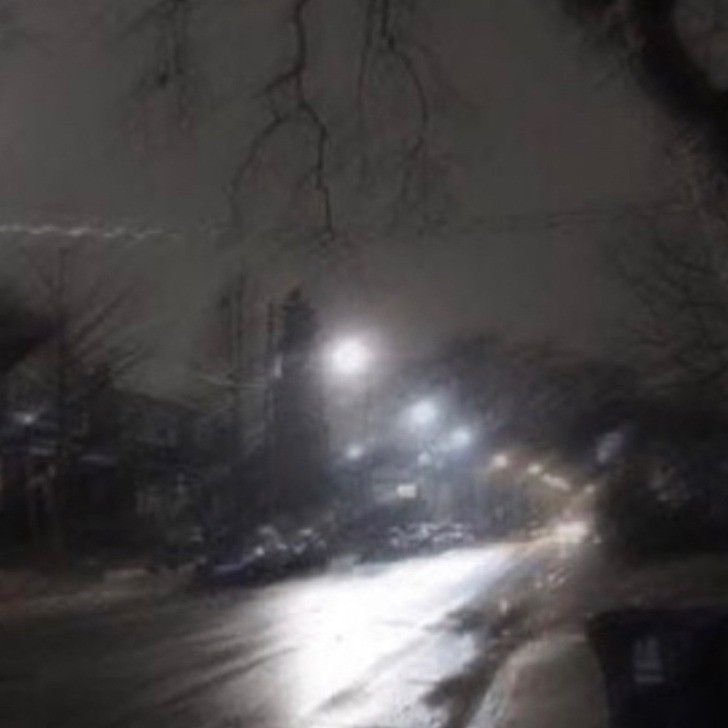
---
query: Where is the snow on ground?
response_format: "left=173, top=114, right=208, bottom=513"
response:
left=0, top=565, right=187, bottom=622
left=472, top=632, right=607, bottom=728
left=466, top=539, right=728, bottom=728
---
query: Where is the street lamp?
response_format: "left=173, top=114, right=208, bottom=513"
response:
left=405, top=399, right=445, bottom=515
left=325, top=335, right=376, bottom=494
left=543, top=473, right=571, bottom=492
left=15, top=411, right=37, bottom=427
left=345, top=443, right=364, bottom=461
left=490, top=452, right=510, bottom=470
left=447, top=426, right=473, bottom=451
left=326, top=336, right=372, bottom=379
left=406, top=398, right=439, bottom=430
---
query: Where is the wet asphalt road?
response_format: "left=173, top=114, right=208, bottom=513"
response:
left=0, top=544, right=534, bottom=728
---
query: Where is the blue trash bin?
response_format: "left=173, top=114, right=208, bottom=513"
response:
left=588, top=609, right=728, bottom=728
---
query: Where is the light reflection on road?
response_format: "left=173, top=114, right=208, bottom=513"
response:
left=254, top=547, right=517, bottom=726
left=0, top=544, right=528, bottom=728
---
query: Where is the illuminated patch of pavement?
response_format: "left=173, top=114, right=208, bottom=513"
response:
left=1, top=545, right=544, bottom=728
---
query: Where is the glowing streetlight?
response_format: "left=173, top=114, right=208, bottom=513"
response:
left=346, top=443, right=364, bottom=461
left=446, top=426, right=473, bottom=451
left=15, top=411, right=37, bottom=426
left=527, top=462, right=544, bottom=476
left=553, top=519, right=589, bottom=545
left=542, top=473, right=571, bottom=492
left=327, top=336, right=372, bottom=379
left=406, top=398, right=439, bottom=430
left=490, top=452, right=510, bottom=470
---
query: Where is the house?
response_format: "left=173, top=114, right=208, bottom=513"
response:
left=0, top=369, right=203, bottom=549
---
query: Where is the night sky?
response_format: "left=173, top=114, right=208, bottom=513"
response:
left=0, top=0, right=683, bottom=391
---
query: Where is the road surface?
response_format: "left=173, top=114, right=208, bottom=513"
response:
left=0, top=544, right=543, bottom=728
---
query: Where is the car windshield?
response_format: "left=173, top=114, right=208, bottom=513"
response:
left=2, top=3, right=727, bottom=727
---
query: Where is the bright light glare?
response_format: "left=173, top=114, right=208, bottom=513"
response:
left=553, top=520, right=589, bottom=545
left=490, top=453, right=510, bottom=470
left=346, top=444, right=364, bottom=461
left=527, top=462, right=544, bottom=476
left=407, top=398, right=438, bottom=429
left=396, top=483, right=418, bottom=500
left=448, top=427, right=473, bottom=450
left=327, top=337, right=371, bottom=377
left=277, top=551, right=488, bottom=721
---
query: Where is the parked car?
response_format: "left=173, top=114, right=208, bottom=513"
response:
left=360, top=521, right=476, bottom=562
left=200, top=525, right=329, bottom=586
left=286, top=527, right=329, bottom=571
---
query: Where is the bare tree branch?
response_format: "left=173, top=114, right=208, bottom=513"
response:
left=122, top=0, right=197, bottom=142
left=120, top=0, right=442, bottom=247
left=564, top=0, right=728, bottom=169
left=613, top=220, right=728, bottom=394
left=225, top=0, right=336, bottom=246
left=355, top=0, right=442, bottom=225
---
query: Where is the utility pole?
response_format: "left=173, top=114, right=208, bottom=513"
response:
left=263, top=302, right=277, bottom=446
left=361, top=371, right=374, bottom=494
left=218, top=268, right=249, bottom=454
left=263, top=300, right=278, bottom=512
left=230, top=270, right=245, bottom=451
left=49, top=244, right=70, bottom=557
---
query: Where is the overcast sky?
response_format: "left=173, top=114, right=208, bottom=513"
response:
left=0, top=0, right=684, bottom=390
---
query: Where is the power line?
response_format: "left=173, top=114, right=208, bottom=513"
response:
left=457, top=199, right=692, bottom=235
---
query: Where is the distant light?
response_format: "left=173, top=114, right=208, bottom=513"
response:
left=596, top=430, right=624, bottom=464
left=543, top=473, right=571, bottom=491
left=346, top=444, right=364, bottom=461
left=396, top=483, right=418, bottom=500
left=553, top=520, right=589, bottom=545
left=15, top=411, right=37, bottom=426
left=490, top=453, right=510, bottom=470
left=417, top=450, right=433, bottom=467
left=447, top=426, right=474, bottom=451
left=527, top=462, right=544, bottom=476
left=327, top=337, right=371, bottom=378
left=407, top=398, right=438, bottom=429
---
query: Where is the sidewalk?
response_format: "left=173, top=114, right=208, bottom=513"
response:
left=466, top=539, right=728, bottom=727
left=472, top=632, right=606, bottom=728
left=0, top=564, right=189, bottom=622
